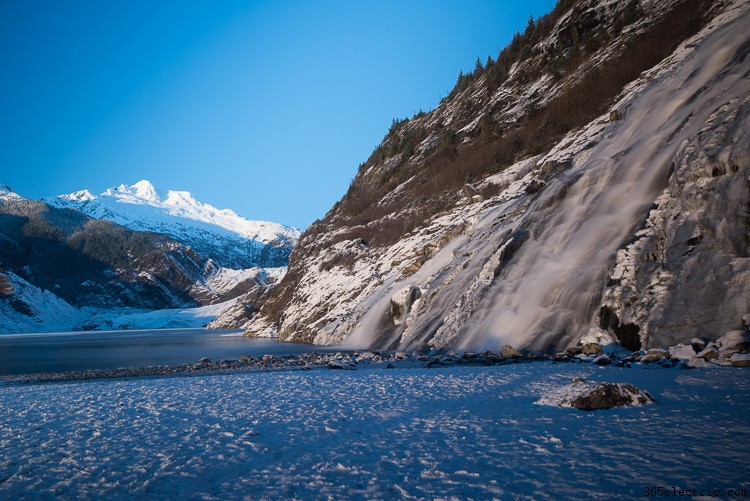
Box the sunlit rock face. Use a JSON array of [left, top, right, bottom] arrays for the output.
[[236, 0, 750, 352]]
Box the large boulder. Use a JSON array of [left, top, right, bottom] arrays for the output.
[[716, 330, 750, 352], [537, 379, 656, 411]]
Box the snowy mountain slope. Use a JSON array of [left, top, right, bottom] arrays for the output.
[[49, 180, 300, 269], [0, 187, 278, 333], [227, 0, 750, 352]]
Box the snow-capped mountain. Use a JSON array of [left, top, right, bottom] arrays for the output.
[[0, 186, 282, 333], [49, 180, 301, 269]]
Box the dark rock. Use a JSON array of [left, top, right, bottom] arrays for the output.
[[197, 357, 211, 365], [426, 358, 441, 367], [592, 354, 612, 366], [386, 363, 395, 369], [525, 178, 547, 194], [570, 383, 656, 411], [581, 343, 603, 356], [691, 338, 706, 353]]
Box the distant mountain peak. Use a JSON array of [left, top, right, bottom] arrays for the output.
[[0, 183, 21, 200], [49, 179, 301, 269], [131, 180, 160, 202], [59, 189, 96, 202]]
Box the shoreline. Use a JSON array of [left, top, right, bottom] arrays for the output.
[[3, 343, 743, 385]]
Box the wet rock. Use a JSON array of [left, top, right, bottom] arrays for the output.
[[537, 380, 656, 411], [463, 352, 478, 360], [691, 338, 706, 353], [581, 343, 603, 356], [730, 353, 750, 367], [386, 363, 395, 369], [416, 355, 429, 361], [716, 330, 750, 352], [525, 178, 547, 194], [197, 357, 211, 365], [426, 358, 441, 368], [501, 345, 522, 358], [390, 285, 422, 325]]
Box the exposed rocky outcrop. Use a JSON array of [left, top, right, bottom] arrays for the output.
[[537, 379, 657, 410]]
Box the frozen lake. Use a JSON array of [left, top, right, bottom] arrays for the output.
[[0, 329, 328, 375], [0, 363, 748, 499]]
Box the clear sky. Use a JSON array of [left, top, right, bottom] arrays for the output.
[[0, 0, 556, 229]]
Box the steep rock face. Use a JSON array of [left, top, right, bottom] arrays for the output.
[[599, 96, 750, 348], [229, 0, 750, 351]]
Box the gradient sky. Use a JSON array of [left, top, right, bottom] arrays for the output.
[[1, 0, 556, 229]]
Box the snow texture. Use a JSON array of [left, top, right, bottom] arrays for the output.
[[0, 363, 748, 499]]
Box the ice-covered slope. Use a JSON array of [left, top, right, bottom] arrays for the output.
[[229, 0, 750, 352], [50, 180, 300, 269]]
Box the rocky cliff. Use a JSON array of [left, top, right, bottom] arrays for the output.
[[219, 0, 750, 352]]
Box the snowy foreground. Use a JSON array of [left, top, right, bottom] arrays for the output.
[[1, 363, 749, 499]]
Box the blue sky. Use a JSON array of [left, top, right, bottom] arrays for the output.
[[1, 0, 556, 229]]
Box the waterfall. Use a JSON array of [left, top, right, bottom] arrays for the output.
[[346, 7, 750, 353]]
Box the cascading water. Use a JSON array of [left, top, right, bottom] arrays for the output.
[[345, 6, 750, 353]]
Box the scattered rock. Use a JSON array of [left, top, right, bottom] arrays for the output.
[[669, 344, 696, 361], [641, 349, 670, 363], [537, 379, 655, 411], [501, 345, 522, 358], [471, 194, 484, 204], [592, 354, 612, 366], [581, 343, 603, 356], [609, 109, 623, 121], [730, 353, 750, 367], [697, 343, 719, 360], [691, 338, 706, 353]]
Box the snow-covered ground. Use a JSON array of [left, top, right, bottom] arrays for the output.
[[1, 363, 748, 499]]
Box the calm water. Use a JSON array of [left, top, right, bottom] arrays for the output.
[[0, 329, 331, 375]]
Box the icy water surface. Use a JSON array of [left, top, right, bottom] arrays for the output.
[[1, 363, 748, 499], [0, 329, 328, 375]]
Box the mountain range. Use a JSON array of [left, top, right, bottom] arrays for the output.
[[0, 182, 298, 333]]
